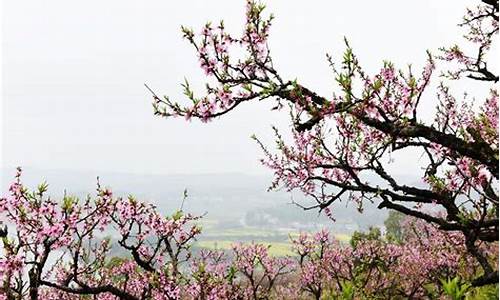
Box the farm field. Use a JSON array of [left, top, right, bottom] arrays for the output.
[[194, 219, 351, 256]]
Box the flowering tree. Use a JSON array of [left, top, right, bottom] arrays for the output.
[[290, 219, 496, 299], [187, 244, 293, 300], [152, 0, 499, 285], [0, 168, 201, 300]]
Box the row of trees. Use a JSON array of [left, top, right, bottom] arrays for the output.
[[0, 172, 497, 299]]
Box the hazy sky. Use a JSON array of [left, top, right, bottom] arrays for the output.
[[1, 0, 480, 177]]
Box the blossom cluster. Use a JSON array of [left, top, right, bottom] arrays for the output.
[[152, 1, 280, 123]]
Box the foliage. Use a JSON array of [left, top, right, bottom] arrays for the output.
[[350, 226, 382, 248], [441, 277, 470, 300], [384, 211, 405, 243], [466, 284, 499, 300]]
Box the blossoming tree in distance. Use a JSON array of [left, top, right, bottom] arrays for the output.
[[152, 0, 499, 286]]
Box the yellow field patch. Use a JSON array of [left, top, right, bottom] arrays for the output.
[[196, 240, 295, 256]]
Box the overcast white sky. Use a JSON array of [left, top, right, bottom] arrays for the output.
[[1, 0, 483, 177]]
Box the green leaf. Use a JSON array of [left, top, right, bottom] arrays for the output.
[[373, 79, 383, 91], [172, 210, 184, 221], [37, 181, 49, 195]]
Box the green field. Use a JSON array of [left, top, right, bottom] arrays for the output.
[[194, 222, 351, 257]]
